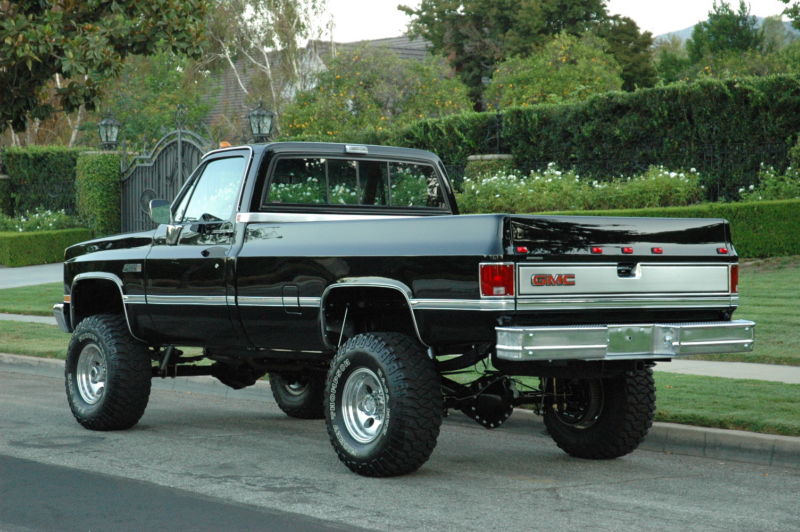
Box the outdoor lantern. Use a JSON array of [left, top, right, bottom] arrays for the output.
[[248, 102, 274, 143], [98, 114, 121, 150]]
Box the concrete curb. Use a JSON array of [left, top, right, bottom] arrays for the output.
[[642, 422, 799, 469], [2, 352, 798, 469]]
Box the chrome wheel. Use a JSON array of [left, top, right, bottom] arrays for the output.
[[341, 367, 387, 444], [76, 343, 106, 405]]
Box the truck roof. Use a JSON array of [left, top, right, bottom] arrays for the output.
[[204, 142, 442, 164]]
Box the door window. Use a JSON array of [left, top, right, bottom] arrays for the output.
[[177, 157, 246, 222]]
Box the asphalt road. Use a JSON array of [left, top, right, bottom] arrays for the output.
[[1, 369, 798, 532]]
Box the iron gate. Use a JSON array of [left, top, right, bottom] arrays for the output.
[[121, 127, 211, 233]]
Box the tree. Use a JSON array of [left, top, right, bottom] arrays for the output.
[[281, 47, 471, 139], [686, 1, 763, 64], [595, 16, 657, 91], [99, 52, 213, 148], [203, 0, 329, 130], [781, 0, 800, 30], [0, 0, 208, 133], [399, 0, 608, 109], [654, 36, 694, 83], [760, 14, 794, 53], [484, 33, 623, 108]]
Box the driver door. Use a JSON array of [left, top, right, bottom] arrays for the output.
[[144, 151, 248, 346]]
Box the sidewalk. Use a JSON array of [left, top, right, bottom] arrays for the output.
[[654, 359, 800, 384], [0, 263, 62, 289]]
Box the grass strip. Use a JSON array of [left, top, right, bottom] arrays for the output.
[[0, 321, 68, 359], [690, 256, 800, 366], [655, 372, 800, 437], [0, 282, 62, 316]]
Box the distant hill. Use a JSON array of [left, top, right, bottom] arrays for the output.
[[655, 16, 799, 42]]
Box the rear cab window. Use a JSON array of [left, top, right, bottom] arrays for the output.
[[259, 156, 450, 213]]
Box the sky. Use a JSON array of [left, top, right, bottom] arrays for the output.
[[326, 0, 791, 43]]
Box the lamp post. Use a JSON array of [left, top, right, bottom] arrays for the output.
[[248, 102, 274, 143], [98, 114, 121, 150]]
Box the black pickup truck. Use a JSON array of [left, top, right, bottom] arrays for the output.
[[54, 142, 755, 476]]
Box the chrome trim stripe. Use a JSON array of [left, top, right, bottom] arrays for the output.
[[237, 296, 321, 307], [146, 295, 228, 305], [236, 212, 418, 223], [410, 298, 515, 311], [133, 294, 736, 311], [516, 296, 736, 310], [299, 297, 321, 307], [238, 296, 283, 307]]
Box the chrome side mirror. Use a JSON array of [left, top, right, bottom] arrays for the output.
[[149, 199, 171, 225]]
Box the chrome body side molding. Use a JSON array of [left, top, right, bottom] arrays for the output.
[[236, 212, 418, 224]]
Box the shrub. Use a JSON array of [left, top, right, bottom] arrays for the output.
[[0, 207, 82, 232], [457, 164, 703, 213], [464, 155, 515, 180], [76, 152, 121, 235], [585, 167, 704, 209], [550, 200, 800, 258], [0, 175, 11, 215], [371, 75, 800, 201], [2, 146, 84, 214], [739, 165, 800, 201], [0, 228, 92, 267]]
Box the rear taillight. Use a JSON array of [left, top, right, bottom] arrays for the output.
[[730, 264, 739, 294], [480, 263, 515, 297]]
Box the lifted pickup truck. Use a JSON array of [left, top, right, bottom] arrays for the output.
[[55, 142, 755, 476]]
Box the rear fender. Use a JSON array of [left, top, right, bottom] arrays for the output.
[[319, 277, 427, 349]]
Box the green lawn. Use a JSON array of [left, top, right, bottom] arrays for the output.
[[691, 256, 800, 366], [655, 372, 800, 436], [0, 321, 68, 358], [0, 282, 62, 316]]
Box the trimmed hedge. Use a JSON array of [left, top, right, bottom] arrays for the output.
[[76, 152, 121, 235], [0, 228, 92, 267], [3, 146, 85, 214], [0, 175, 11, 215], [549, 199, 800, 258], [372, 76, 800, 200]]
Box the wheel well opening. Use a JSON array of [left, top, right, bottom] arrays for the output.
[[72, 279, 124, 327], [322, 287, 419, 347]]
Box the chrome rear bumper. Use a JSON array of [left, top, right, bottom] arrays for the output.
[[496, 320, 755, 361]]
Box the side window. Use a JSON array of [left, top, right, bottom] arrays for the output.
[[179, 157, 246, 222], [263, 157, 443, 209], [389, 162, 444, 208], [268, 158, 326, 204]]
